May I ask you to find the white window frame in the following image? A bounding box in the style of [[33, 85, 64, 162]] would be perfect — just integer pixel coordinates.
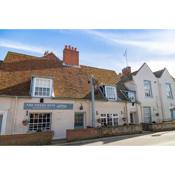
[[128, 91, 136, 102], [144, 80, 153, 97], [105, 86, 117, 101], [0, 111, 7, 135], [28, 112, 52, 132], [165, 83, 173, 99], [32, 77, 53, 97], [100, 113, 118, 127]]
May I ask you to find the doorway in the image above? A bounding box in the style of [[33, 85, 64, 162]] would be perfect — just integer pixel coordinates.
[[0, 112, 7, 135], [74, 112, 84, 129], [170, 109, 175, 120], [0, 114, 3, 134], [130, 112, 138, 124]]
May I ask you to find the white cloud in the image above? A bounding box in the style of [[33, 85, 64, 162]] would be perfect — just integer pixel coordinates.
[[0, 39, 46, 54], [85, 30, 175, 55]]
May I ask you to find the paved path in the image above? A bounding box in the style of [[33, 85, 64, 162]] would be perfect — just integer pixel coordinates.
[[53, 130, 175, 146]]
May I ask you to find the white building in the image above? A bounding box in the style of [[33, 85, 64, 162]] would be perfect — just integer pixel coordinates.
[[120, 63, 175, 124], [154, 68, 175, 121]]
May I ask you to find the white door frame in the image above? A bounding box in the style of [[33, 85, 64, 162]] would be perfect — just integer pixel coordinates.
[[0, 111, 7, 135]]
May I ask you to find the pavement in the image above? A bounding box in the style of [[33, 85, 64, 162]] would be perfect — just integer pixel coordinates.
[[52, 130, 175, 146]]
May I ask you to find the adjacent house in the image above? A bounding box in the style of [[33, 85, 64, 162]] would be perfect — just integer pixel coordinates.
[[0, 45, 137, 139], [154, 68, 175, 121], [119, 63, 175, 124]]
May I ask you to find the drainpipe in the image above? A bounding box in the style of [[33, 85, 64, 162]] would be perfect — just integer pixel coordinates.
[[158, 80, 165, 121], [13, 96, 18, 134], [90, 75, 96, 128], [125, 102, 129, 125]]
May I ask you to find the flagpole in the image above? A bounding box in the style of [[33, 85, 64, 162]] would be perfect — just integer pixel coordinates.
[[124, 48, 128, 67]]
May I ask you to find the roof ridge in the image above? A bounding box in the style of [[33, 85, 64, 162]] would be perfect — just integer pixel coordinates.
[[6, 51, 41, 58], [81, 65, 117, 73]]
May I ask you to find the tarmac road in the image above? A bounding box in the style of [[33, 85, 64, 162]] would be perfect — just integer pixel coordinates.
[[54, 130, 175, 146]]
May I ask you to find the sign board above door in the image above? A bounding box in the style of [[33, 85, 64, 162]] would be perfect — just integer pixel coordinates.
[[24, 103, 73, 110]]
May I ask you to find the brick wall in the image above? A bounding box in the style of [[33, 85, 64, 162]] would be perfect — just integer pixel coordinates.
[[66, 125, 142, 142], [63, 45, 79, 66], [0, 131, 54, 145], [142, 121, 175, 132]]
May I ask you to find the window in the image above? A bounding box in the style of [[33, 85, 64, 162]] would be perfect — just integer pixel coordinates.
[[29, 113, 51, 131], [74, 112, 84, 129], [127, 91, 136, 102], [143, 107, 152, 123], [100, 113, 118, 127], [144, 80, 152, 97], [32, 77, 53, 97], [105, 86, 117, 100], [166, 83, 173, 98]]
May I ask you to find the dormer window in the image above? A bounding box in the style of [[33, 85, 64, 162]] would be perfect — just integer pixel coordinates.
[[105, 86, 117, 101], [32, 77, 53, 97]]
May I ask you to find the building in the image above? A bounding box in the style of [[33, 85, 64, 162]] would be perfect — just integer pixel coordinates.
[[0, 45, 139, 139], [154, 68, 175, 121], [119, 63, 175, 124]]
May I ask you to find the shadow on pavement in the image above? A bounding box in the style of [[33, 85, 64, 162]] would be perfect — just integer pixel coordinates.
[[56, 131, 153, 146]]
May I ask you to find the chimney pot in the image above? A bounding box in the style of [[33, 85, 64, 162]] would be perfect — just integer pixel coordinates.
[[63, 45, 79, 66], [65, 45, 67, 49], [122, 66, 131, 76], [44, 51, 49, 56]]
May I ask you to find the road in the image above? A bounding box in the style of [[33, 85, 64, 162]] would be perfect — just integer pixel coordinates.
[[55, 130, 175, 146]]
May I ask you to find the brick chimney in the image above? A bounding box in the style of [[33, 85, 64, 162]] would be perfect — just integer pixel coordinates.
[[63, 45, 79, 66], [122, 66, 131, 76]]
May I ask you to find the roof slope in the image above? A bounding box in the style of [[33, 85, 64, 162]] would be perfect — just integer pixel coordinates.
[[153, 68, 165, 78], [0, 51, 120, 99]]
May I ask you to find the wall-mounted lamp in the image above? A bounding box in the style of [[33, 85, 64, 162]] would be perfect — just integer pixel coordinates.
[[26, 110, 28, 116], [40, 98, 44, 103], [96, 111, 99, 115], [80, 104, 83, 110]]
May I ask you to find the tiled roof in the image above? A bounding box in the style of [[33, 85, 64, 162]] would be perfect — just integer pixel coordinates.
[[153, 68, 165, 78], [0, 51, 120, 99]]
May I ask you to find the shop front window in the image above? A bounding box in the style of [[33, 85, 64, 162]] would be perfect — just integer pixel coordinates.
[[29, 113, 51, 132]]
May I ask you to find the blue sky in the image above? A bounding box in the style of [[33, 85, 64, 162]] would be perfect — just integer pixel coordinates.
[[1, 29, 175, 76]]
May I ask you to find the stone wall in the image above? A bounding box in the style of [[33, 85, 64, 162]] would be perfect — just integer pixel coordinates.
[[66, 124, 142, 142], [0, 131, 54, 145]]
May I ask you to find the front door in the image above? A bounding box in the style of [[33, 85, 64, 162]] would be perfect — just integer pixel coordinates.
[[170, 109, 175, 120], [143, 107, 152, 123], [74, 112, 84, 129], [0, 114, 3, 134], [130, 113, 134, 124]]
